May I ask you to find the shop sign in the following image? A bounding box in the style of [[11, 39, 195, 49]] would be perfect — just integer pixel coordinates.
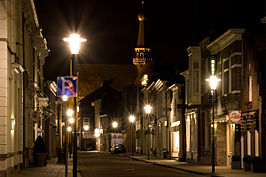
[[229, 110, 241, 124]]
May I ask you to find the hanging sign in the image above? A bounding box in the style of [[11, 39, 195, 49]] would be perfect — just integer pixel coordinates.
[[57, 76, 78, 97], [229, 110, 241, 124]]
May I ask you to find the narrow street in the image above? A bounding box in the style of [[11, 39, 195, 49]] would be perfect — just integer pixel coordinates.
[[78, 151, 206, 177]]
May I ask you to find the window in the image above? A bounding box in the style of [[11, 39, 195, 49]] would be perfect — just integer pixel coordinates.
[[83, 117, 89, 125], [192, 62, 199, 93], [231, 67, 242, 91], [248, 76, 252, 102], [186, 117, 191, 152], [224, 71, 229, 94]]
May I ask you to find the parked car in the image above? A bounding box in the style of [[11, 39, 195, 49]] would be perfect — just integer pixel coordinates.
[[110, 144, 126, 154]]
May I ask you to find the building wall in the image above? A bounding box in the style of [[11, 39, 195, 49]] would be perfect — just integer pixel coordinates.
[[0, 0, 48, 175], [240, 30, 265, 160], [0, 0, 24, 175]]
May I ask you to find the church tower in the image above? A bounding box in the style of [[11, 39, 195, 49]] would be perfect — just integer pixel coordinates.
[[133, 1, 152, 73]]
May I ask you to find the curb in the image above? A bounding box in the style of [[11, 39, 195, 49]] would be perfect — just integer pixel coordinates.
[[129, 156, 208, 176]]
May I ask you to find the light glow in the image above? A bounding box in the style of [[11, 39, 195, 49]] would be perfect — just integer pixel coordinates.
[[144, 105, 152, 114], [206, 75, 220, 90], [94, 128, 100, 137], [112, 121, 118, 128], [83, 125, 89, 131], [69, 117, 74, 124], [129, 115, 136, 123], [63, 33, 86, 54], [67, 126, 72, 132], [67, 109, 74, 117], [62, 95, 68, 101]]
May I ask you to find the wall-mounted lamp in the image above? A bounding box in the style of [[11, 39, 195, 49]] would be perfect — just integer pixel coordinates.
[[12, 63, 24, 74]]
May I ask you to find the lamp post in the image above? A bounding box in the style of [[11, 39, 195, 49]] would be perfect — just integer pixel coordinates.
[[63, 33, 86, 177], [206, 75, 220, 174], [112, 121, 118, 145], [144, 105, 152, 160], [68, 113, 74, 159], [62, 96, 68, 177], [129, 115, 135, 156], [63, 108, 73, 177]]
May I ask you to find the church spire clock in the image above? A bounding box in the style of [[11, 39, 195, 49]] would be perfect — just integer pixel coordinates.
[[133, 1, 152, 73]]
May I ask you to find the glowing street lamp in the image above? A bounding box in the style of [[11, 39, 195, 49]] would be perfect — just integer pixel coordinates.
[[144, 104, 152, 160], [63, 33, 86, 55], [64, 33, 86, 177], [62, 95, 68, 102], [69, 117, 74, 124], [129, 115, 136, 123], [129, 115, 135, 156], [206, 75, 220, 90], [67, 109, 74, 117], [83, 125, 89, 131], [144, 105, 152, 114], [112, 121, 118, 129], [67, 126, 72, 132], [94, 128, 100, 137]]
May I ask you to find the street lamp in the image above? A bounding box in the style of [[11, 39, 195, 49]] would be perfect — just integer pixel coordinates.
[[94, 128, 100, 137], [67, 126, 72, 132], [129, 115, 135, 156], [112, 121, 118, 145], [83, 125, 89, 131], [67, 109, 74, 117], [112, 121, 118, 129], [144, 104, 152, 114], [144, 104, 152, 160], [64, 33, 86, 177], [69, 117, 74, 124], [62, 95, 68, 102], [206, 75, 220, 174]]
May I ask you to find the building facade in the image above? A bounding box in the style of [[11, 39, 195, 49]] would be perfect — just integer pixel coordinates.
[[0, 0, 49, 175], [239, 27, 265, 165], [206, 29, 245, 166]]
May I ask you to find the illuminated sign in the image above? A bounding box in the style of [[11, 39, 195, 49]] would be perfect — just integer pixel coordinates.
[[57, 76, 78, 97], [229, 110, 241, 124]]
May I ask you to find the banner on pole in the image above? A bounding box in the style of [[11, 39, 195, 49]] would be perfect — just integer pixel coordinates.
[[57, 76, 78, 97]]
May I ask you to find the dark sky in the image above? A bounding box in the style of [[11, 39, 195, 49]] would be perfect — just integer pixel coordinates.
[[35, 0, 265, 81]]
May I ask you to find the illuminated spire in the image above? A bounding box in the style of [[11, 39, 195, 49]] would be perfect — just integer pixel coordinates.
[[133, 1, 151, 72], [137, 1, 145, 47]]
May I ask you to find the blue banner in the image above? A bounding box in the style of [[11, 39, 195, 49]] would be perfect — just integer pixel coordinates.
[[57, 76, 78, 97]]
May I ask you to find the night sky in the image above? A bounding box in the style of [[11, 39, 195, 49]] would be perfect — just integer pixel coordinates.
[[35, 0, 265, 81]]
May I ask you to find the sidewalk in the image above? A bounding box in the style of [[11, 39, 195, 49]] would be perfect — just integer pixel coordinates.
[[129, 154, 266, 177], [9, 158, 81, 177]]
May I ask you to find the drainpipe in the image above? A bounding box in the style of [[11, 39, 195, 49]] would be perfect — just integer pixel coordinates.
[[22, 13, 26, 168]]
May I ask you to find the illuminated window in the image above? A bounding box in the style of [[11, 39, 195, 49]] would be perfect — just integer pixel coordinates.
[[186, 117, 190, 152], [248, 76, 252, 102]]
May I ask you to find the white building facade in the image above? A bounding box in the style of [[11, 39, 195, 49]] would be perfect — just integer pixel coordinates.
[[0, 0, 48, 175]]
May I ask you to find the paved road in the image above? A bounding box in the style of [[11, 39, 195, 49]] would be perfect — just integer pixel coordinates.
[[78, 151, 207, 177]]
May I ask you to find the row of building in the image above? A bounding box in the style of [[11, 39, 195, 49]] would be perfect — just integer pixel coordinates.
[[134, 27, 265, 167], [78, 3, 265, 170], [0, 1, 58, 176]]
